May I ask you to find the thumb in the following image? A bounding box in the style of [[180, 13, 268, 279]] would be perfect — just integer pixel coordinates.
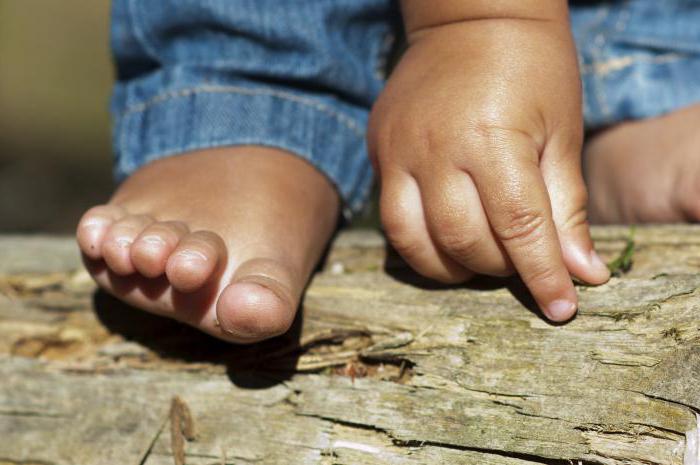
[[541, 137, 610, 285]]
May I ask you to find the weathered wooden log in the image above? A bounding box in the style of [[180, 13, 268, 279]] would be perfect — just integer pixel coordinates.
[[2, 226, 700, 465]]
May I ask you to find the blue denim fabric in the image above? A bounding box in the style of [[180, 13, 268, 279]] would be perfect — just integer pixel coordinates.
[[112, 0, 700, 215], [571, 0, 700, 129], [111, 0, 398, 216]]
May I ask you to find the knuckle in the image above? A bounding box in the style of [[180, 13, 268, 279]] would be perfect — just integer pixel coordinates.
[[382, 214, 422, 260], [559, 202, 589, 233], [436, 227, 481, 263], [495, 207, 547, 245], [385, 230, 423, 262], [469, 121, 509, 141], [392, 120, 457, 166], [572, 186, 589, 211], [468, 121, 526, 149], [464, 121, 541, 167], [422, 124, 454, 156], [523, 262, 560, 290]]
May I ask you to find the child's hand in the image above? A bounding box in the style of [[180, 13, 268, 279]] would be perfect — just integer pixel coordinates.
[[368, 18, 610, 321]]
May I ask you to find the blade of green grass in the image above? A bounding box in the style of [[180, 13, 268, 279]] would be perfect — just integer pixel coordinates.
[[607, 226, 636, 277]]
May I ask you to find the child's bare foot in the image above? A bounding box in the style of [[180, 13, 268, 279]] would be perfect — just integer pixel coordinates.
[[584, 103, 700, 224], [76, 147, 339, 343]]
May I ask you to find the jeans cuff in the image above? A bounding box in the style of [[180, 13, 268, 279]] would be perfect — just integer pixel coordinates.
[[113, 83, 374, 217]]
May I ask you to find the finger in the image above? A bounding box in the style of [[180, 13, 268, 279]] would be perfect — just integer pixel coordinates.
[[415, 166, 512, 276], [541, 136, 610, 285], [472, 134, 577, 321], [380, 168, 473, 284]]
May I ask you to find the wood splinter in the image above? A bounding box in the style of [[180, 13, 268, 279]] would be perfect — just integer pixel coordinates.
[[170, 395, 196, 465]]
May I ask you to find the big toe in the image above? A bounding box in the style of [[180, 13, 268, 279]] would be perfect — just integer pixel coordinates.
[[216, 258, 299, 343]]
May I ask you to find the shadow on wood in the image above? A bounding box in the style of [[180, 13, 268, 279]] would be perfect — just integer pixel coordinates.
[[92, 289, 305, 389], [4, 227, 700, 464]]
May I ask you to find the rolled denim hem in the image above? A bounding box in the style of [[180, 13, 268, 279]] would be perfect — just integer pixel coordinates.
[[113, 83, 374, 217]]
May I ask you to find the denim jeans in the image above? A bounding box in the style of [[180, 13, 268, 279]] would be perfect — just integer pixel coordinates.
[[111, 0, 700, 216]]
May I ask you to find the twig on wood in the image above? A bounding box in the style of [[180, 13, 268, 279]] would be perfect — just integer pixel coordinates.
[[170, 395, 196, 465]]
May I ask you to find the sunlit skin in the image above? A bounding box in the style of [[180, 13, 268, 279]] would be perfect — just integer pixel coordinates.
[[78, 0, 696, 342], [77, 147, 339, 343], [370, 0, 610, 323], [585, 102, 700, 224]]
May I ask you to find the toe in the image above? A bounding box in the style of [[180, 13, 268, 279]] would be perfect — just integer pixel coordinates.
[[216, 258, 299, 342], [76, 205, 126, 260], [165, 230, 226, 293], [131, 221, 189, 278], [101, 214, 155, 275]]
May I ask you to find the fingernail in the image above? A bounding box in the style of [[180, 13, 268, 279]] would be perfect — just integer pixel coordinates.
[[547, 299, 577, 321]]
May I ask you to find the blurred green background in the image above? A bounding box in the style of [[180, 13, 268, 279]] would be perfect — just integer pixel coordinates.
[[0, 1, 113, 233], [0, 1, 379, 234]]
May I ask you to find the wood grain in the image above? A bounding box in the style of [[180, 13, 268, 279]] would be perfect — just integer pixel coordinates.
[[2, 226, 700, 464]]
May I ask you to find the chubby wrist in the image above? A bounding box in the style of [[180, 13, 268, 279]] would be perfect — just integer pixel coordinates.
[[401, 0, 570, 41]]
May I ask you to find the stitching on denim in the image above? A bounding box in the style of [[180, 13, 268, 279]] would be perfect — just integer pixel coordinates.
[[581, 52, 686, 77], [119, 85, 365, 137], [592, 0, 632, 119]]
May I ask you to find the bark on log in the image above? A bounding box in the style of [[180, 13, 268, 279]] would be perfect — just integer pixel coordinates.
[[2, 226, 700, 464]]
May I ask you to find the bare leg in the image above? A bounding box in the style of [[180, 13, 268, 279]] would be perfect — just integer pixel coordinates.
[[584, 103, 700, 224]]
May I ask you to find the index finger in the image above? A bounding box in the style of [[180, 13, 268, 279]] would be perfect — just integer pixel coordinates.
[[470, 136, 578, 321]]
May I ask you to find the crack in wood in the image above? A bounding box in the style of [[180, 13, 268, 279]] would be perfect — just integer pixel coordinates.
[[0, 410, 68, 419], [630, 390, 700, 417], [0, 459, 57, 465], [137, 416, 168, 465], [4, 230, 700, 464], [575, 424, 684, 442], [301, 413, 594, 464]]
